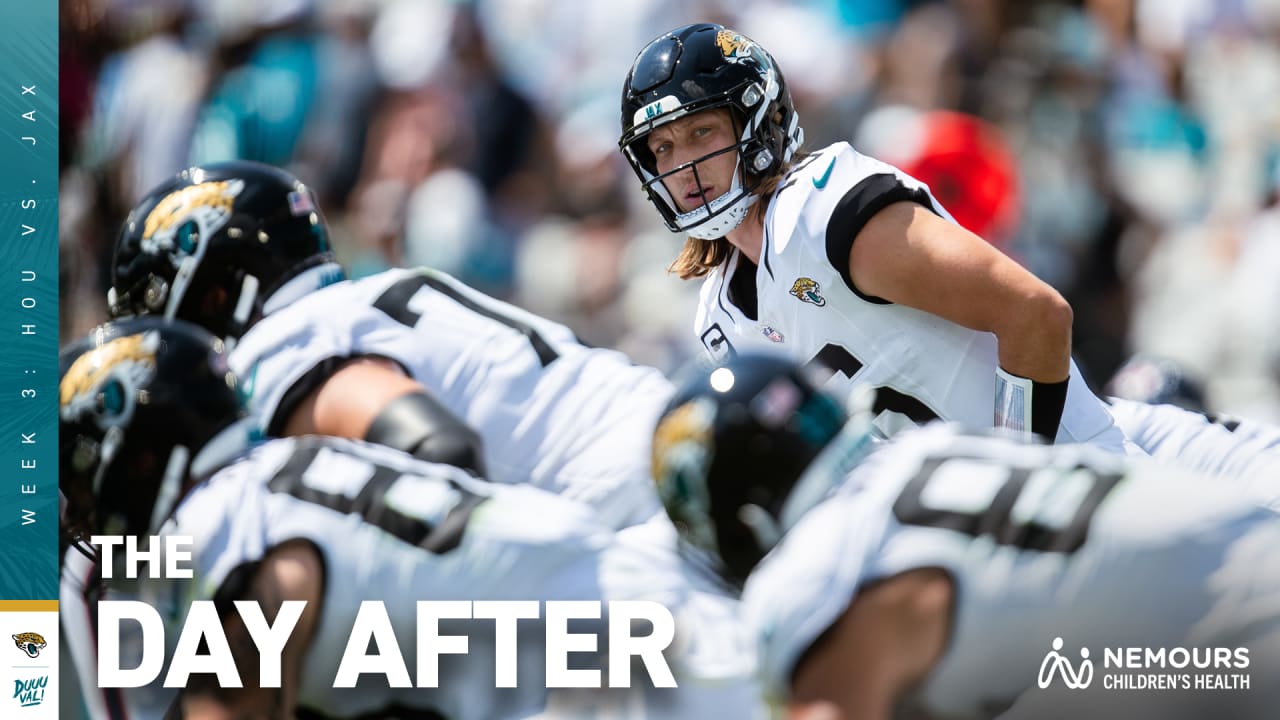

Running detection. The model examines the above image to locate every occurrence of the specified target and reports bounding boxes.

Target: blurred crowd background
[58,0,1280,421]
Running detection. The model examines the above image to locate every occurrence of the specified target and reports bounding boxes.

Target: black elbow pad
[365,391,487,477]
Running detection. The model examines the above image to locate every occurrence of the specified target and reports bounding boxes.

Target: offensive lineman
[107,162,674,529]
[618,23,1129,451]
[1103,356,1280,505]
[60,319,761,719]
[651,353,1280,719]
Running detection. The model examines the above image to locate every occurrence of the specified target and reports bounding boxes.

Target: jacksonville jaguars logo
[651,399,719,553]
[789,278,827,307]
[59,330,161,430]
[140,179,245,260]
[12,633,46,659]
[715,29,757,64]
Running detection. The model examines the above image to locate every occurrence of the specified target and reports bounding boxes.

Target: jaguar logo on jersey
[789,278,827,307]
[141,178,245,257]
[60,330,160,430]
[11,633,45,659]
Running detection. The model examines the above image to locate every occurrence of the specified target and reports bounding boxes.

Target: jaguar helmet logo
[13,633,46,659]
[715,30,757,64]
[60,331,161,430]
[140,179,246,260]
[651,399,719,553]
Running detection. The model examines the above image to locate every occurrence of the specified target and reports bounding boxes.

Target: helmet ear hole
[143,276,170,312]
[752,149,774,172]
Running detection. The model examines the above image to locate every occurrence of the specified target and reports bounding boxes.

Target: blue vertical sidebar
[0,3,58,601]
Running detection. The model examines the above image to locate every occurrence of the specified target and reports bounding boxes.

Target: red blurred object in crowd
[898,111,1019,250]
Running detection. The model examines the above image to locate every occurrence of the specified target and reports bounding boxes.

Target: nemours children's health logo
[1039,637,1094,689]
[1038,637,1250,691]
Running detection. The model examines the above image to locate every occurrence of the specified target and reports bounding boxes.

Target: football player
[618,23,1129,452]
[59,318,762,720]
[1104,356,1280,503]
[651,353,1280,719]
[107,162,674,529]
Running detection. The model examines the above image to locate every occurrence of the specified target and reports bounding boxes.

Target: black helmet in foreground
[109,161,342,343]
[651,353,851,585]
[60,318,249,547]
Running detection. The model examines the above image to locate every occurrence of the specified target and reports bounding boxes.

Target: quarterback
[619,23,1128,451]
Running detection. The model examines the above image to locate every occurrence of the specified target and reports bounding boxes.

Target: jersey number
[268,440,482,553]
[892,453,1121,553]
[805,343,941,424]
[373,272,561,366]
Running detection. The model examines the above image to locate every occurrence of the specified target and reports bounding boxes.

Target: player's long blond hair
[666,158,802,280]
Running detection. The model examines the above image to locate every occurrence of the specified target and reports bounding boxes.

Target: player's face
[646,109,740,212]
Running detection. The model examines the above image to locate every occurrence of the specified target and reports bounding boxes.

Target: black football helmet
[1105,354,1208,414]
[108,161,342,343]
[652,353,852,586]
[60,318,250,548]
[619,23,804,239]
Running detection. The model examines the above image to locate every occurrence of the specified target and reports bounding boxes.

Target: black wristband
[1031,377,1070,442]
[365,391,487,477]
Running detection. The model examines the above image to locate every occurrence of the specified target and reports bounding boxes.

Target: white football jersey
[695,142,1126,451]
[62,437,762,720]
[1108,398,1280,508]
[743,425,1280,717]
[230,267,674,529]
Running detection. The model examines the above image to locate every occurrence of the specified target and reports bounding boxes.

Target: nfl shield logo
[761,326,785,343]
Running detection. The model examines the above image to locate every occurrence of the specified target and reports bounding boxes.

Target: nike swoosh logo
[812,157,837,189]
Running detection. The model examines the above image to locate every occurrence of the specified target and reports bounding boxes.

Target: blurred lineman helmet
[1105,354,1208,414]
[652,353,848,586]
[619,23,804,240]
[109,161,343,344]
[60,318,249,547]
